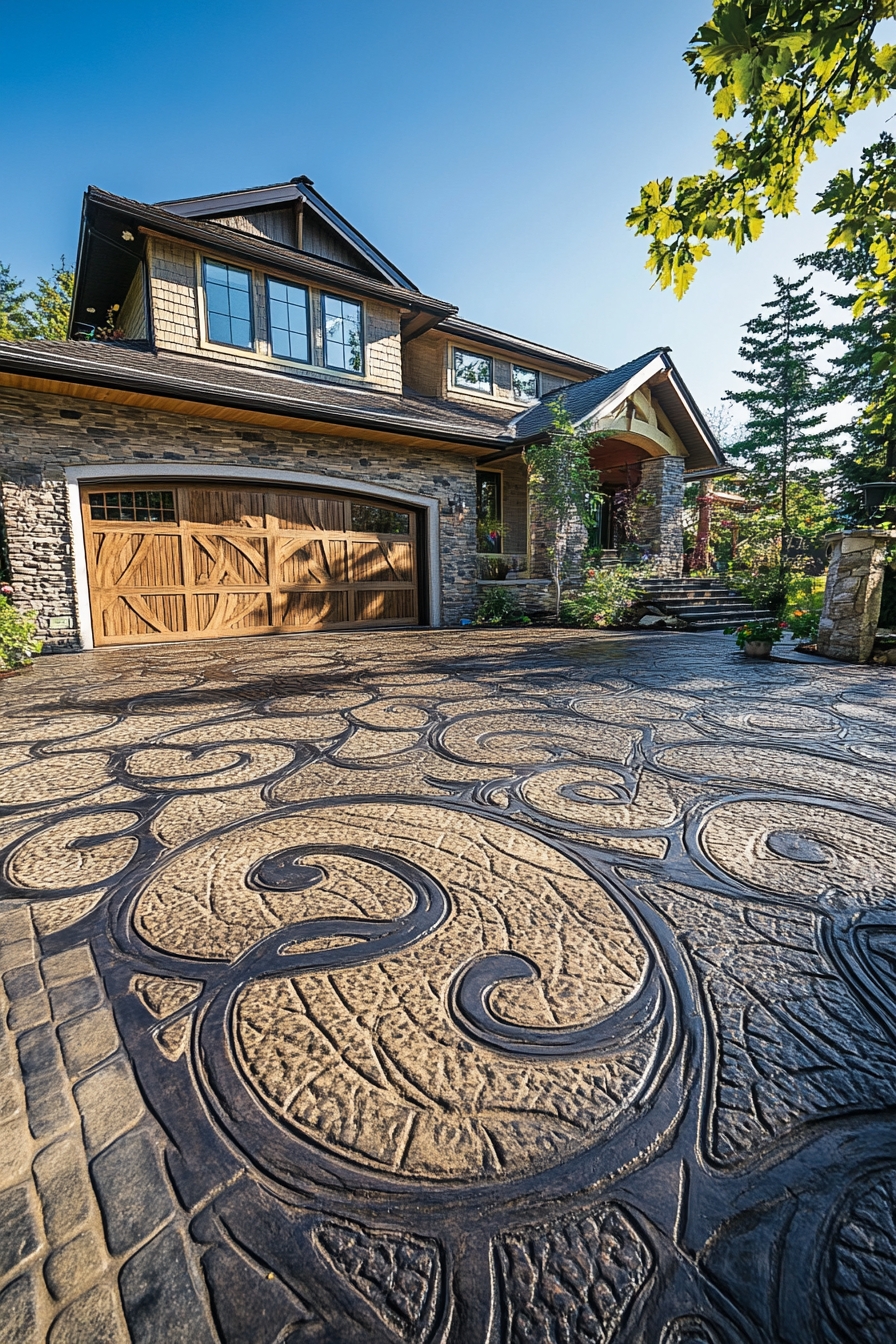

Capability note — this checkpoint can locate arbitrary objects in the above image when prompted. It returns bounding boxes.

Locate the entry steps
[636,577,773,632]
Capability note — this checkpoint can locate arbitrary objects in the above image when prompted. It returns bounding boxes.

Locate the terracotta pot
[743,639,773,658]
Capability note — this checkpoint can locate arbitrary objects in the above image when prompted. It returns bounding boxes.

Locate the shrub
[787,602,822,641]
[473,588,531,627]
[560,565,647,628]
[0,593,42,668]
[723,618,786,649]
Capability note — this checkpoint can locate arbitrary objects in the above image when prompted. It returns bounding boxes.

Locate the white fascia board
[573,355,668,430]
[665,368,720,458]
[160,185,301,217]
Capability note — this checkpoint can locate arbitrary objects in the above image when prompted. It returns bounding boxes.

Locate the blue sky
[2,1,892,412]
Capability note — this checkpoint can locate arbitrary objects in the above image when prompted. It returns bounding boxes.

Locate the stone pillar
[1,478,80,653]
[817,529,891,662]
[637,456,684,577]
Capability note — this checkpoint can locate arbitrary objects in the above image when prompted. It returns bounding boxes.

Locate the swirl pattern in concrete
[1,628,895,1343]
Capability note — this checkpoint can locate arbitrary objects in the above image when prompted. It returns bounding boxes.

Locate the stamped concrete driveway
[1,628,895,1344]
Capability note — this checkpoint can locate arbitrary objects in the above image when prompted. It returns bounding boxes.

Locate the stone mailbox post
[817,528,891,661]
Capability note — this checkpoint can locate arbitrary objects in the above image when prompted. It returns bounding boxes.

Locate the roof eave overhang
[156,179,419,290]
[84,188,456,320]
[0,347,515,454]
[438,318,605,378]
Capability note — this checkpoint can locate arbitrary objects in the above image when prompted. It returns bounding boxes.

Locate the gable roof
[437,315,606,378]
[156,177,417,290]
[511,347,725,471]
[71,187,457,342]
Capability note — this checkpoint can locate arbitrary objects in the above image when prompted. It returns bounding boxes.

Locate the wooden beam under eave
[0,371,502,456]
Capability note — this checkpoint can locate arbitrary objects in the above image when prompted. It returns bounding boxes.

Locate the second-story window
[322,294,363,373]
[267,279,310,363]
[512,365,538,400]
[454,349,492,394]
[203,260,253,349]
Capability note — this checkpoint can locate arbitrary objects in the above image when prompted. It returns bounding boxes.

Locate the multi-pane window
[351,503,410,534]
[267,279,310,363]
[512,365,538,400]
[476,471,502,553]
[454,349,492,394]
[88,490,176,523]
[203,260,253,348]
[323,293,363,372]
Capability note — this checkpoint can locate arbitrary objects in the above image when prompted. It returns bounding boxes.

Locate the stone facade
[817,529,891,662]
[0,385,480,650]
[637,456,684,577]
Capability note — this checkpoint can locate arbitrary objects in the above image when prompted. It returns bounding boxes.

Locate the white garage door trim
[65,464,442,650]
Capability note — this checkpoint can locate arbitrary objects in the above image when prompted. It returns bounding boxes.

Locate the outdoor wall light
[122,230,135,242]
[447,495,467,521]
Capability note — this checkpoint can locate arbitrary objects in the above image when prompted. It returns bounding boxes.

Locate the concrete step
[677,607,773,623]
[658,602,763,615]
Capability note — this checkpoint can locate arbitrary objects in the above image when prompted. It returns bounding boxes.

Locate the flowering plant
[788,606,821,641]
[723,619,786,649]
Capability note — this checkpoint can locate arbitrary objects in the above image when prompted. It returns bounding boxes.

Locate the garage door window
[88,490,177,523]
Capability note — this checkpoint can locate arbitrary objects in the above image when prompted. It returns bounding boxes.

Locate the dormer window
[266,279,310,363]
[454,349,492,394]
[323,294,363,373]
[202,260,253,349]
[512,365,538,401]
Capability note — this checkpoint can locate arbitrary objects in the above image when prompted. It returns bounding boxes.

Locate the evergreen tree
[801,226,896,523]
[0,256,73,341]
[725,274,837,567]
[0,262,31,340]
[27,258,74,340]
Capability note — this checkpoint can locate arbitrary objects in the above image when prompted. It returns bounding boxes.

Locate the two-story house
[0,177,724,650]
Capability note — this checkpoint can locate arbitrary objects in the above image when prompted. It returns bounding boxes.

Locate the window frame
[321,291,365,375]
[265,276,311,365]
[511,364,540,402]
[87,489,178,524]
[453,347,494,397]
[476,469,503,554]
[201,258,255,351]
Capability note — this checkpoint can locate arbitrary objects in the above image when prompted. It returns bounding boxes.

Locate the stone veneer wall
[0,386,480,652]
[637,456,684,577]
[817,529,891,662]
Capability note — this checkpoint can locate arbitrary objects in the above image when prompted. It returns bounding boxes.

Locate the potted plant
[724,618,786,657]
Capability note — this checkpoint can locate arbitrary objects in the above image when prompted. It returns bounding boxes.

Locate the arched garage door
[81,481,420,646]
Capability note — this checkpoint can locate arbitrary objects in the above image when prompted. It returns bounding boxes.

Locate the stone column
[1,478,80,652]
[637,456,684,577]
[817,529,891,662]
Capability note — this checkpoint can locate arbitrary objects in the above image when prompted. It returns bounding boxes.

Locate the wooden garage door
[82,483,419,646]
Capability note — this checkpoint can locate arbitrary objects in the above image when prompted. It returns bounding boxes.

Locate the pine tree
[725,274,837,567]
[801,237,895,523]
[0,256,73,341]
[27,258,74,340]
[0,262,31,340]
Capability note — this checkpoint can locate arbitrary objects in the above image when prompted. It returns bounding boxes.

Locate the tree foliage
[0,263,32,340]
[627,3,896,297]
[0,256,73,340]
[524,400,603,618]
[801,219,896,518]
[725,273,838,560]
